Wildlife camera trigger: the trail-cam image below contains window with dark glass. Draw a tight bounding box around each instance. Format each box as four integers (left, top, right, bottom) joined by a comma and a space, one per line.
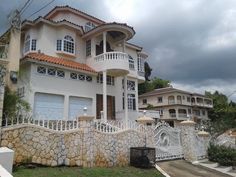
31, 39, 37, 51
86, 40, 91, 57
47, 68, 56, 76
57, 40, 62, 51
70, 73, 77, 80
63, 35, 74, 54
57, 70, 65, 78
37, 66, 46, 74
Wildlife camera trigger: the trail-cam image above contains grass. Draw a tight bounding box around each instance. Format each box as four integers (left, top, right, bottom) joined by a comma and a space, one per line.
13, 166, 164, 177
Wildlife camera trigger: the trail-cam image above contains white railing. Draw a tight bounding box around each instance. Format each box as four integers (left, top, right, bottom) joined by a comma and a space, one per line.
94, 51, 128, 62
178, 113, 188, 118
94, 119, 153, 133
2, 113, 81, 131
138, 110, 160, 119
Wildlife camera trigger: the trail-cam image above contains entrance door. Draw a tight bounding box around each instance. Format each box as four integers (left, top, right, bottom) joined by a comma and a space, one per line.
96, 94, 115, 120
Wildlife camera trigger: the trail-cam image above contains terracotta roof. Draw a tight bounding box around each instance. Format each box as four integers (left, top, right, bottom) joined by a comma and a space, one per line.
21, 53, 97, 73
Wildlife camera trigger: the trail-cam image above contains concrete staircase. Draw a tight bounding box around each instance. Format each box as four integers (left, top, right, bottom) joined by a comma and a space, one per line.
196, 159, 236, 177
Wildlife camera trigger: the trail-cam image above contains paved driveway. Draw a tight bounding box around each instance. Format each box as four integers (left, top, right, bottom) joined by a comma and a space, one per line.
158, 160, 231, 177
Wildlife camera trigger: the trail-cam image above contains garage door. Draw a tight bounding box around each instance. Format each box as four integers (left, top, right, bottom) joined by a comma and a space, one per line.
34, 93, 64, 120
69, 96, 92, 120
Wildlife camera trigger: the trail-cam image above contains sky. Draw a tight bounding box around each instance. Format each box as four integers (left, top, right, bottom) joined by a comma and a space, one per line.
0, 0, 236, 101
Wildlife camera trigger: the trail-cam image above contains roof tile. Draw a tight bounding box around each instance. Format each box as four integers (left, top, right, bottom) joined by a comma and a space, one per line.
21, 53, 97, 73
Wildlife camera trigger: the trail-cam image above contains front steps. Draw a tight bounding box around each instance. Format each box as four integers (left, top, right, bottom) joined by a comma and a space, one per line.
196, 159, 236, 177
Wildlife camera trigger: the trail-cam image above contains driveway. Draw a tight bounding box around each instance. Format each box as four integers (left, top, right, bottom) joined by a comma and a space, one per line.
157, 160, 231, 177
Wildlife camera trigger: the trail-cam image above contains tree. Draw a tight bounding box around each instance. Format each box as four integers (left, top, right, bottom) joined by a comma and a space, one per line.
204, 91, 236, 136
138, 77, 171, 95
144, 62, 152, 81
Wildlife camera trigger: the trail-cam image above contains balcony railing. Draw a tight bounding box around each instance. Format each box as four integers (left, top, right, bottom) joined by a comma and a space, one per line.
93, 52, 129, 74
94, 52, 128, 62
169, 113, 176, 118
178, 113, 188, 118
168, 100, 175, 105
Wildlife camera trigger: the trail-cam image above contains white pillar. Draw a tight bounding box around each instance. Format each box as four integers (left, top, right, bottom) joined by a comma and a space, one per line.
124, 76, 128, 128
103, 71, 107, 122
103, 32, 107, 53
122, 40, 126, 53
135, 80, 138, 115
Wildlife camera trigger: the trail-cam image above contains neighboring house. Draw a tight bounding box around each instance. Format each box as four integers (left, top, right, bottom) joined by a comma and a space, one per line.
0, 6, 148, 122
139, 87, 213, 127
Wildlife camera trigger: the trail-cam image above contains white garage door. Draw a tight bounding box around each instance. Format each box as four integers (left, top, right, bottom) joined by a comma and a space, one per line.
69, 96, 92, 120
34, 93, 64, 120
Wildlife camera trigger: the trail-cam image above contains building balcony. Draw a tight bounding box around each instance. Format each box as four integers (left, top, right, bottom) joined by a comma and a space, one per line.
93, 51, 129, 76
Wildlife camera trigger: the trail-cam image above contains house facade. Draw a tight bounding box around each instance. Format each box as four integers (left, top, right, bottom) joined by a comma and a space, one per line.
0, 6, 148, 122
139, 87, 213, 127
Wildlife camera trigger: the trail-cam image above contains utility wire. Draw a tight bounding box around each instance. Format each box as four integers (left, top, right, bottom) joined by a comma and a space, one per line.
19, 0, 31, 14
20, 0, 34, 15
26, 0, 57, 19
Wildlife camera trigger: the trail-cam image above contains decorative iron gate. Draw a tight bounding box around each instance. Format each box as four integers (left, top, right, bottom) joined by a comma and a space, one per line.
154, 122, 183, 161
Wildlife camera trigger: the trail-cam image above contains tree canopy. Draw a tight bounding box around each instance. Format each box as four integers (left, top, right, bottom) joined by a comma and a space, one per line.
205, 91, 236, 135
138, 77, 171, 95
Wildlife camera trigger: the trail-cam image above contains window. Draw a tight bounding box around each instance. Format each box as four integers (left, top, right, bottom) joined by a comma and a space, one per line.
158, 109, 163, 115
158, 97, 163, 103
84, 22, 96, 32
17, 87, 25, 98
97, 74, 114, 85
137, 55, 144, 72
37, 66, 46, 74
47, 68, 56, 76
128, 94, 136, 110
70, 73, 77, 80
127, 80, 135, 91
31, 39, 37, 51
202, 110, 206, 116
128, 55, 135, 70
57, 70, 65, 78
188, 109, 192, 114
78, 74, 85, 81
107, 75, 114, 85
143, 99, 147, 105
63, 35, 74, 54
57, 40, 62, 51
182, 96, 185, 100
86, 75, 92, 82
86, 40, 91, 57
24, 35, 30, 53
187, 97, 190, 102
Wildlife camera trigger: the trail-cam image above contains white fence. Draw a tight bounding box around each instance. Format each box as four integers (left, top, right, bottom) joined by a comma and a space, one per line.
138, 110, 160, 119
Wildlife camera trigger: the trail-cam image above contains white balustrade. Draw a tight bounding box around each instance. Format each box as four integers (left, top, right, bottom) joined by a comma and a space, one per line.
94, 52, 128, 62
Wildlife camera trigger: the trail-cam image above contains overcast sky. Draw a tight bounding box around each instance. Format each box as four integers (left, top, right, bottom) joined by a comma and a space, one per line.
0, 0, 236, 101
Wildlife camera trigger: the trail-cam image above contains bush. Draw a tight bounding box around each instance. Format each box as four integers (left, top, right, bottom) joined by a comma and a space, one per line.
208, 143, 236, 166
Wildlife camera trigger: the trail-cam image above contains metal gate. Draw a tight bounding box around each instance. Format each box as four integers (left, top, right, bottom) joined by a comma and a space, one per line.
154, 122, 183, 161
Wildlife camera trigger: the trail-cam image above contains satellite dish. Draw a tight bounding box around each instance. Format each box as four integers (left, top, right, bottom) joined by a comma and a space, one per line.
7, 9, 21, 30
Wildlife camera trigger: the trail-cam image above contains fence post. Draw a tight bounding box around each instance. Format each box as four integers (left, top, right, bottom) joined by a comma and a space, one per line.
78, 116, 94, 167
180, 120, 198, 162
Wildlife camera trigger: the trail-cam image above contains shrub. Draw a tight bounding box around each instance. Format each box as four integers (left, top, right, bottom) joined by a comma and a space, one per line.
208, 143, 236, 166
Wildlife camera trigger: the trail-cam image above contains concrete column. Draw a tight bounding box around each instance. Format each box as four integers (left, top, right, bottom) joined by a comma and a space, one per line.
103, 71, 107, 122
124, 76, 128, 128
64, 95, 69, 120
122, 40, 126, 53
103, 32, 107, 53
180, 120, 198, 162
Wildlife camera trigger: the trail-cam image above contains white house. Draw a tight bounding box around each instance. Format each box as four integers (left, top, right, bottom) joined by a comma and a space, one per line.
1, 6, 149, 122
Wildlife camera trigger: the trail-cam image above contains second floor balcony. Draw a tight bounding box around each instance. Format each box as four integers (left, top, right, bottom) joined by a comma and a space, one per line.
94, 51, 129, 76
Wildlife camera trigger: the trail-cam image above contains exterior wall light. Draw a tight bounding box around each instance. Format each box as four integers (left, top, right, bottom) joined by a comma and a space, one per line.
10, 71, 17, 84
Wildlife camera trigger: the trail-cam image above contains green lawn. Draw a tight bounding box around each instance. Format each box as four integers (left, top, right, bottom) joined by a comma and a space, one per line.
13, 166, 164, 177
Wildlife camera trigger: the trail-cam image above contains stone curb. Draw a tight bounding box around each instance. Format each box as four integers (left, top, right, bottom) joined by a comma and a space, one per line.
155, 164, 171, 177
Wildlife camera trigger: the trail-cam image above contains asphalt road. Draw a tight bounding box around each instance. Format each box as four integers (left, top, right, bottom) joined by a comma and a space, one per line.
158, 160, 231, 177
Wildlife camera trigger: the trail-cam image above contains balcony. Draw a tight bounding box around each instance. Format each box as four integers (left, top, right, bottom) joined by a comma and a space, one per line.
93, 52, 129, 76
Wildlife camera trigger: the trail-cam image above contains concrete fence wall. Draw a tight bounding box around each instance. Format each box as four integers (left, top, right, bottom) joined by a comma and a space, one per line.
0, 117, 153, 167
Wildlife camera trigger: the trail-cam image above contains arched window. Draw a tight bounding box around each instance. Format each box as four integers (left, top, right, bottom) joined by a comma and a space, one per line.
168, 96, 175, 104
63, 35, 74, 54
128, 55, 135, 70
24, 35, 30, 53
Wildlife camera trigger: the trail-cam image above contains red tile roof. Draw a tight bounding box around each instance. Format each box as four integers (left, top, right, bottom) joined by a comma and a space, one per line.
21, 53, 97, 73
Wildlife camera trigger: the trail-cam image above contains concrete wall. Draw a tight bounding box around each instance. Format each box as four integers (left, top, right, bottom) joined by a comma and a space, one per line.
0, 120, 152, 167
